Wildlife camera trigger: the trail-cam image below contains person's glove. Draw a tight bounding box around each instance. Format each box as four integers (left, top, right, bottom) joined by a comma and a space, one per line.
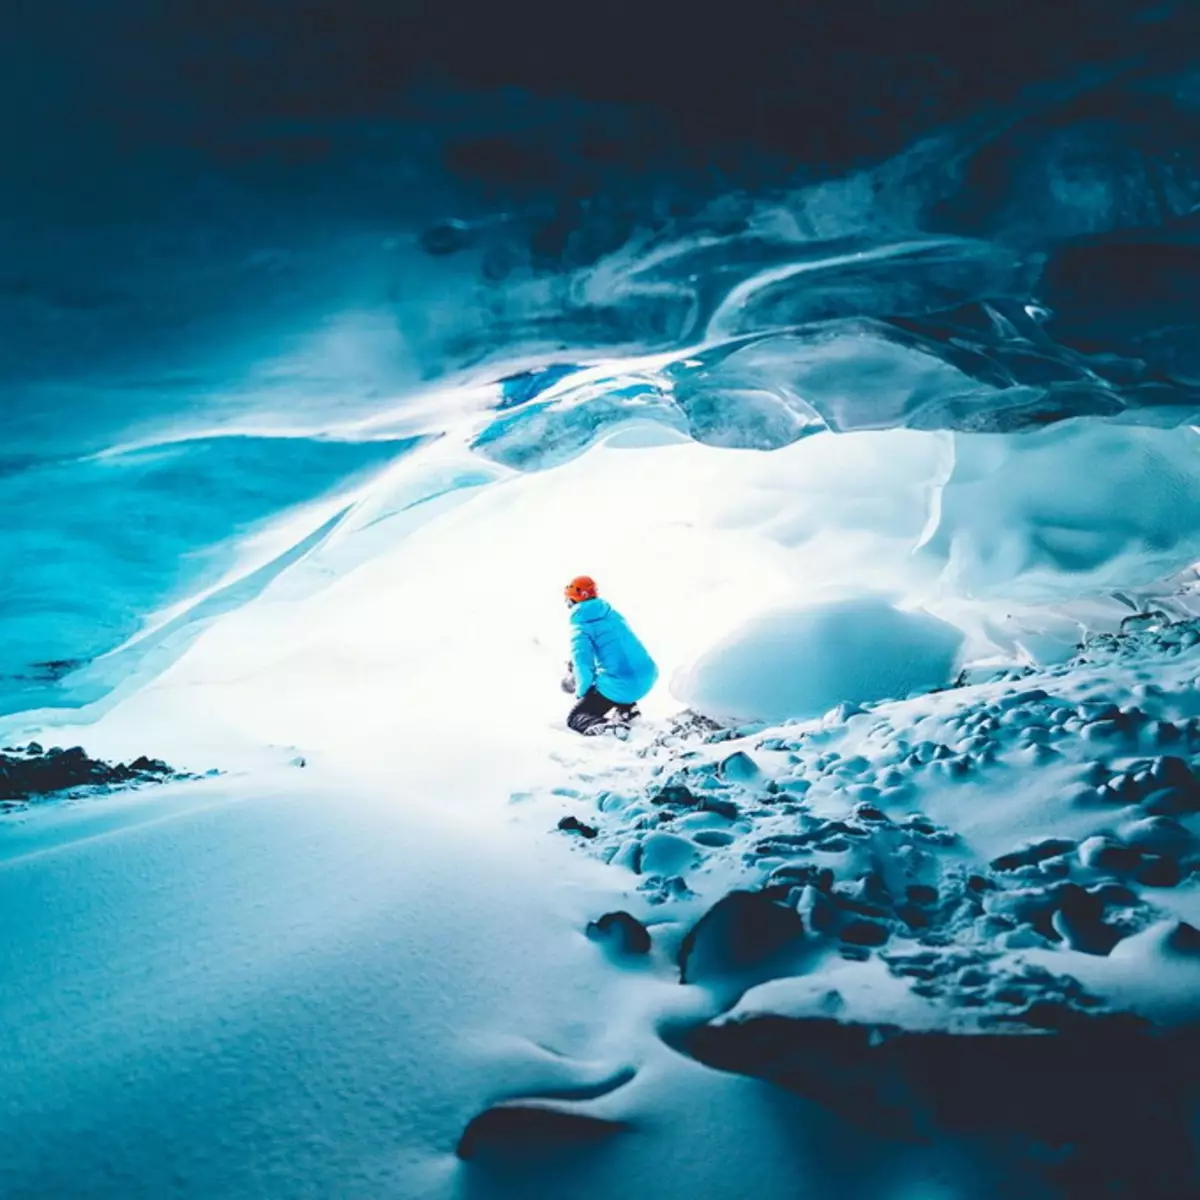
560, 661, 576, 694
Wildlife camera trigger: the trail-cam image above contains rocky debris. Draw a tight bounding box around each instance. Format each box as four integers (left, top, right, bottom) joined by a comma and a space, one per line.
649, 778, 740, 820
558, 611, 1200, 1033
838, 919, 890, 947
681, 1011, 1199, 1195
0, 743, 182, 806
883, 948, 1106, 1017
557, 815, 599, 839
635, 709, 729, 758
679, 890, 804, 986
1074, 616, 1200, 666
586, 911, 652, 956
990, 838, 1077, 872
456, 1103, 629, 1160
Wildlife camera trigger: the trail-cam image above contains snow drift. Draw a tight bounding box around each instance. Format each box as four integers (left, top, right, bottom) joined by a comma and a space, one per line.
672, 596, 964, 724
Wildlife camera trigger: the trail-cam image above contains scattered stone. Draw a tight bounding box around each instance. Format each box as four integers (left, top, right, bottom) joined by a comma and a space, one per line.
679, 890, 805, 985
557, 815, 599, 839
586, 911, 651, 956
1150, 757, 1197, 788
839, 919, 890, 947
0, 745, 180, 804
456, 1104, 628, 1160
1165, 921, 1200, 955
692, 829, 735, 848
1120, 816, 1195, 855
1133, 855, 1183, 888
851, 801, 888, 823
1142, 787, 1200, 817
1052, 884, 1121, 955
990, 839, 1076, 873
1077, 837, 1142, 874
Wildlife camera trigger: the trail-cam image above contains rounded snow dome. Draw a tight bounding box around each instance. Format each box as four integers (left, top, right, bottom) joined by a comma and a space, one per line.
672, 595, 964, 725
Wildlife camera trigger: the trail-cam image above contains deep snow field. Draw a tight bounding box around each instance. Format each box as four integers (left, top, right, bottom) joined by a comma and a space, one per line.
3, 412, 1200, 1198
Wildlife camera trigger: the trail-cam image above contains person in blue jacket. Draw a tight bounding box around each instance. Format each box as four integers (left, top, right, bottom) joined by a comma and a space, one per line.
561, 575, 659, 736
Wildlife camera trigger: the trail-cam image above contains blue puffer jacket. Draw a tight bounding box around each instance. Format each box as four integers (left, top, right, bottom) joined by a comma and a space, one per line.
569, 598, 658, 705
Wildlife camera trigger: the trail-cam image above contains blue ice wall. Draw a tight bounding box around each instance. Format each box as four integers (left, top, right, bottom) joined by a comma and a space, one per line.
2, 1, 1198, 714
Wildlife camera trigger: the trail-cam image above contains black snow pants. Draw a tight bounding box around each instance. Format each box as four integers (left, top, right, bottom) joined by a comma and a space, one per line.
567, 687, 637, 735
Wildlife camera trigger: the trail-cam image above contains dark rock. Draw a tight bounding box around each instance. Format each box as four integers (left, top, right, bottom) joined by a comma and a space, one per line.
795, 883, 839, 933
558, 815, 599, 839
420, 218, 481, 258
1077, 837, 1143, 874
586, 910, 652, 955
650, 782, 701, 808
1121, 816, 1196, 855
906, 884, 939, 905
1088, 882, 1140, 909
1150, 756, 1197, 788
1052, 884, 1122, 955
1166, 921, 1200, 955
839, 919, 890, 947
456, 1103, 628, 1160
0, 745, 180, 803
851, 802, 888, 823
681, 1007, 1197, 1195
692, 829, 735, 847
679, 890, 805, 985
896, 904, 930, 929
1142, 786, 1200, 817
700, 795, 741, 820
128, 755, 172, 776
990, 838, 1076, 872
1134, 855, 1183, 888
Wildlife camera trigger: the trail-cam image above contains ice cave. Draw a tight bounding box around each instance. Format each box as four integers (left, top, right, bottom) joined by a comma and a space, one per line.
3, 3, 1200, 1197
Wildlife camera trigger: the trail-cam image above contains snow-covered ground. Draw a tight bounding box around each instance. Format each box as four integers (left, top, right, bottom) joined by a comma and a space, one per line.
3, 414, 1200, 1197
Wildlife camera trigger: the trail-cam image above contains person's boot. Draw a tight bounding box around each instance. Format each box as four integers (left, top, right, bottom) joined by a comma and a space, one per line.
583, 718, 630, 740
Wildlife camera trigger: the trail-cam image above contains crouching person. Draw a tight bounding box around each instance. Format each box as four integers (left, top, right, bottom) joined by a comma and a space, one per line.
562, 575, 658, 737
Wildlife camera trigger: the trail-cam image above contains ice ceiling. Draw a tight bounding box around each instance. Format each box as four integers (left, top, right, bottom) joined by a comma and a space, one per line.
2, 0, 1199, 715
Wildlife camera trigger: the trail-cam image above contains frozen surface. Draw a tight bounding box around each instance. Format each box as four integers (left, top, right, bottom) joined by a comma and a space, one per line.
3, 408, 1199, 1195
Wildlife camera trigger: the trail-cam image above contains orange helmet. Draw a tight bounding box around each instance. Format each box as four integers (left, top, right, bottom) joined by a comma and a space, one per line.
564, 575, 598, 603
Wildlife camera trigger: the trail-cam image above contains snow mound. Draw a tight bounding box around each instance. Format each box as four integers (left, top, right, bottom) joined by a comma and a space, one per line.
672, 595, 964, 724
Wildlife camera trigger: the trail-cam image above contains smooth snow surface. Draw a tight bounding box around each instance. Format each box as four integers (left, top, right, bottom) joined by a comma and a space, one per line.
673, 595, 964, 723
0, 772, 833, 1199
